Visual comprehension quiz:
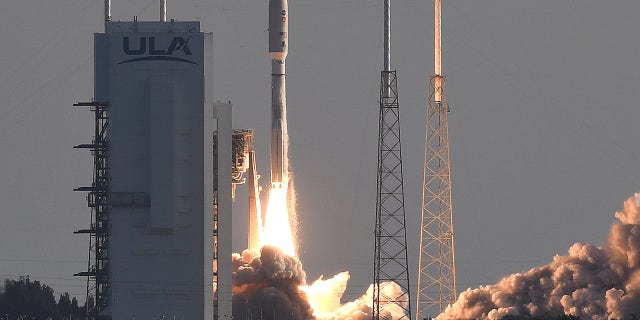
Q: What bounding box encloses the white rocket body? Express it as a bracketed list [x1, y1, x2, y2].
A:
[269, 0, 289, 187]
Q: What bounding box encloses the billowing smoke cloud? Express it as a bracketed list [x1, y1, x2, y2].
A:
[437, 194, 640, 320]
[232, 246, 314, 320]
[303, 272, 407, 320]
[231, 246, 409, 320]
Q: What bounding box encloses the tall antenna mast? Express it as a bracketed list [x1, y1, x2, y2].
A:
[104, 0, 111, 31]
[383, 0, 390, 72]
[434, 0, 442, 101]
[416, 0, 457, 318]
[372, 0, 412, 318]
[160, 0, 167, 22]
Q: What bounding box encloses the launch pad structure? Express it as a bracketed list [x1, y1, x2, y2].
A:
[372, 0, 412, 319]
[73, 1, 246, 319]
[416, 0, 457, 318]
[71, 0, 456, 319]
[73, 101, 110, 315]
[75, 101, 254, 319]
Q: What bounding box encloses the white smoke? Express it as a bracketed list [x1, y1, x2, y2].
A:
[437, 194, 640, 320]
[303, 272, 351, 316]
[231, 246, 409, 320]
[302, 272, 408, 320]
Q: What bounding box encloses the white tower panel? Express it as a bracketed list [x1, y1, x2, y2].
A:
[213, 102, 233, 320]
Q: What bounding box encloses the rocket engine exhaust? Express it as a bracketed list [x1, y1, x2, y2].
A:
[238, 0, 411, 317]
[269, 0, 289, 188]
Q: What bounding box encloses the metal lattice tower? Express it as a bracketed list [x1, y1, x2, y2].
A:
[372, 0, 412, 318]
[74, 101, 110, 319]
[416, 0, 457, 318]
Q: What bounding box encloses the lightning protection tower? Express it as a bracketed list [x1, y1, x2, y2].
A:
[416, 0, 457, 318]
[372, 0, 412, 319]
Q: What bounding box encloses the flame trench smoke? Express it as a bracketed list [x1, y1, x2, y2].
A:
[231, 246, 407, 320]
[438, 194, 640, 320]
[233, 156, 407, 319]
[232, 247, 312, 320]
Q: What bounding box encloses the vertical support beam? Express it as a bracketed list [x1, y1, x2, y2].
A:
[213, 102, 233, 320]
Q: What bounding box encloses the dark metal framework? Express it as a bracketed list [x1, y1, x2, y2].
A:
[212, 129, 253, 319]
[373, 71, 412, 320]
[231, 129, 254, 200]
[74, 101, 110, 319]
[212, 132, 220, 320]
[417, 76, 456, 318]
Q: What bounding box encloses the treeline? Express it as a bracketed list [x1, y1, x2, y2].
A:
[0, 276, 89, 320]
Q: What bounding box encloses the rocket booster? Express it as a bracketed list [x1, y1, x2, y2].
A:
[269, 0, 289, 187]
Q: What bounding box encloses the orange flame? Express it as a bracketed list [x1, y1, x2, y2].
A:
[260, 184, 297, 257]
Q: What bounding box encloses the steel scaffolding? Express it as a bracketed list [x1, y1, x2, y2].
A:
[373, 70, 412, 320]
[416, 75, 456, 318]
[213, 128, 255, 319]
[74, 101, 110, 320]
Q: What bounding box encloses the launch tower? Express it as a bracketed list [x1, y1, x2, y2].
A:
[74, 2, 232, 319]
[416, 0, 457, 317]
[372, 0, 412, 319]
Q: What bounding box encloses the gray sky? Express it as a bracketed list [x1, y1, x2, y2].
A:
[0, 0, 639, 305]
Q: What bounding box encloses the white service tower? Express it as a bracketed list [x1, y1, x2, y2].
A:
[90, 16, 230, 319]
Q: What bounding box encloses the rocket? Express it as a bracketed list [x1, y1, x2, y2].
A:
[269, 0, 289, 188]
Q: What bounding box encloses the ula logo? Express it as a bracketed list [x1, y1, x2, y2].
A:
[119, 36, 196, 65]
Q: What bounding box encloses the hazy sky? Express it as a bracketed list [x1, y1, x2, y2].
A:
[0, 0, 639, 306]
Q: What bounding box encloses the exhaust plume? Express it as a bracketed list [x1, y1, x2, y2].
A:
[437, 194, 640, 320]
[231, 246, 409, 320]
[232, 246, 313, 320]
